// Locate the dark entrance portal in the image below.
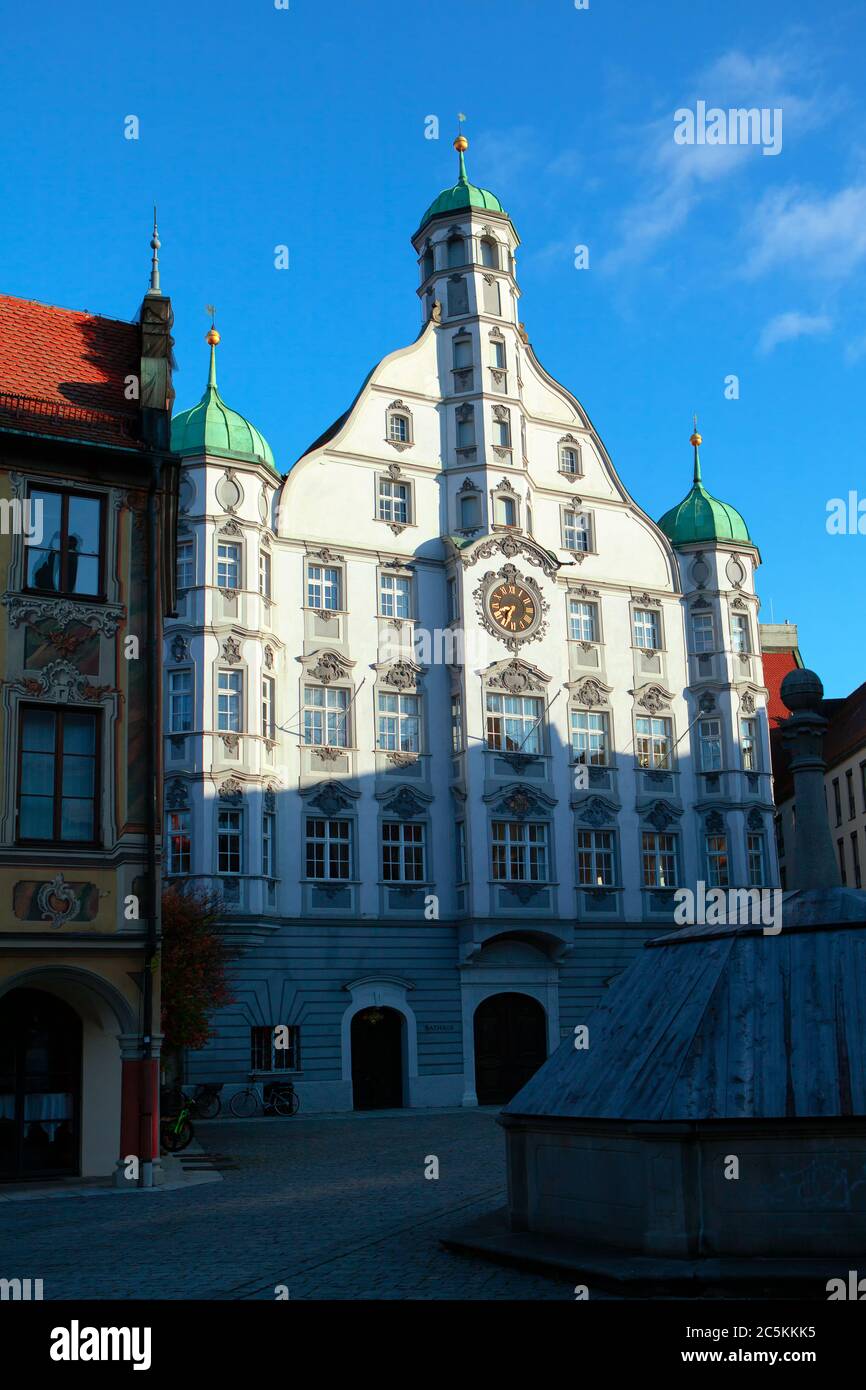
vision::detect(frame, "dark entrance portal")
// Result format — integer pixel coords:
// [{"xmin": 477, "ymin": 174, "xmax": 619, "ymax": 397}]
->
[
  {"xmin": 474, "ymin": 992, "xmax": 547, "ymax": 1105},
  {"xmin": 351, "ymin": 1006, "xmax": 404, "ymax": 1110},
  {"xmin": 0, "ymin": 988, "xmax": 81, "ymax": 1180}
]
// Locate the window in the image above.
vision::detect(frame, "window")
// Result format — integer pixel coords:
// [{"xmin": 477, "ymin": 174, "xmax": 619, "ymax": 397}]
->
[
  {"xmin": 568, "ymin": 599, "xmax": 599, "ymax": 643},
  {"xmin": 636, "ymin": 716, "xmax": 672, "ymax": 770},
  {"xmin": 262, "ymin": 811, "xmax": 276, "ymax": 878},
  {"xmin": 456, "ymin": 404, "xmax": 475, "ymax": 449},
  {"xmin": 455, "ymin": 820, "xmax": 467, "ymax": 882},
  {"xmin": 388, "ymin": 413, "xmax": 409, "ymax": 444},
  {"xmin": 25, "ymin": 487, "xmax": 103, "ymax": 598},
  {"xmin": 303, "ymin": 685, "xmax": 350, "ymax": 748},
  {"xmin": 847, "ymin": 769, "xmax": 856, "ymax": 820},
  {"xmin": 740, "ymin": 718, "xmax": 758, "ymax": 771},
  {"xmin": 306, "ymin": 817, "xmax": 352, "ymax": 880},
  {"xmin": 492, "ymin": 820, "xmax": 549, "ymax": 883},
  {"xmin": 563, "ymin": 509, "xmax": 592, "ymax": 552},
  {"xmin": 482, "ymin": 278, "xmax": 501, "ymax": 315},
  {"xmin": 493, "ymin": 412, "xmax": 511, "ymax": 448},
  {"xmin": 380, "ymin": 573, "xmax": 411, "ymax": 619},
  {"xmin": 577, "ymin": 829, "xmax": 615, "ymax": 887},
  {"xmin": 259, "ymin": 549, "xmax": 272, "ymax": 599},
  {"xmin": 217, "ymin": 670, "xmax": 243, "ymax": 732},
  {"xmin": 251, "ymin": 1025, "xmax": 300, "ymax": 1073},
  {"xmin": 307, "ymin": 563, "xmax": 341, "ymax": 611},
  {"xmin": 421, "ymin": 245, "xmax": 434, "ymax": 279},
  {"xmin": 168, "ymin": 669, "xmax": 193, "ymax": 733},
  {"xmin": 748, "ymin": 833, "xmax": 767, "ymax": 887},
  {"xmin": 571, "ymin": 709, "xmax": 610, "ymax": 766},
  {"xmin": 451, "ymin": 694, "xmax": 464, "ymax": 754},
  {"xmin": 861, "ymin": 762, "xmax": 866, "ymax": 815},
  {"xmin": 838, "ymin": 837, "xmax": 847, "ymax": 886},
  {"xmin": 18, "ymin": 707, "xmax": 98, "ymax": 843},
  {"xmin": 166, "ymin": 809, "xmax": 191, "ymax": 875},
  {"xmin": 691, "ymin": 612, "xmax": 714, "ymax": 653},
  {"xmin": 217, "ymin": 541, "xmax": 241, "ymax": 591},
  {"xmin": 559, "ymin": 443, "xmax": 582, "ymax": 476},
  {"xmin": 706, "ymin": 834, "xmax": 729, "ymax": 887},
  {"xmin": 377, "ymin": 692, "xmax": 420, "ymax": 753},
  {"xmin": 641, "ymin": 831, "xmax": 677, "ymax": 888},
  {"xmin": 491, "ymin": 338, "xmax": 506, "ymax": 369},
  {"xmin": 176, "ymin": 540, "xmax": 194, "ymax": 591},
  {"xmin": 261, "ymin": 676, "xmax": 275, "ymax": 740},
  {"xmin": 447, "ymin": 576, "xmax": 459, "ymax": 622},
  {"xmin": 480, "ymin": 238, "xmax": 499, "ymax": 268},
  {"xmin": 486, "ymin": 693, "xmax": 543, "ymax": 754},
  {"xmin": 698, "ymin": 718, "xmax": 723, "ymax": 772},
  {"xmin": 731, "ymin": 613, "xmax": 751, "ymax": 654},
  {"xmin": 447, "ymin": 235, "xmax": 464, "ymax": 267},
  {"xmin": 447, "ymin": 276, "xmax": 469, "ymax": 317},
  {"xmin": 633, "ymin": 608, "xmax": 660, "ymax": 650},
  {"xmin": 382, "ymin": 821, "xmax": 425, "ymax": 882},
  {"xmin": 852, "ymin": 832, "xmax": 862, "ymax": 889},
  {"xmin": 378, "ymin": 478, "xmax": 411, "ymax": 525},
  {"xmin": 217, "ymin": 808, "xmax": 242, "ymax": 874},
  {"xmin": 494, "ymin": 494, "xmax": 517, "ymax": 527},
  {"xmin": 460, "ymin": 492, "xmax": 481, "ymax": 529},
  {"xmin": 453, "ymin": 336, "xmax": 472, "ymax": 369},
  {"xmin": 833, "ymin": 777, "xmax": 842, "ymax": 827}
]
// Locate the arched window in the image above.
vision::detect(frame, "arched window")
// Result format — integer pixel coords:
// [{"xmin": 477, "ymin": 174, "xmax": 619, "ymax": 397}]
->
[
  {"xmin": 447, "ymin": 235, "xmax": 464, "ymax": 268},
  {"xmin": 480, "ymin": 238, "xmax": 499, "ymax": 269}
]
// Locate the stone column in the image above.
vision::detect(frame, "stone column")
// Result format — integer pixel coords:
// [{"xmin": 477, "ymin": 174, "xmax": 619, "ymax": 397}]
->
[{"xmin": 779, "ymin": 669, "xmax": 841, "ymax": 890}]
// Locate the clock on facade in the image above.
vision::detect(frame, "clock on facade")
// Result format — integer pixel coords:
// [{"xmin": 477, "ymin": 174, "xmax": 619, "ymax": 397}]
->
[{"xmin": 487, "ymin": 580, "xmax": 538, "ymax": 636}]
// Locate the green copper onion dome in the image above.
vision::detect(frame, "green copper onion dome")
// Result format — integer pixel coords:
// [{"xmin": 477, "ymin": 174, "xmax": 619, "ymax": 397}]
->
[
  {"xmin": 171, "ymin": 329, "xmax": 277, "ymax": 473},
  {"xmin": 418, "ymin": 134, "xmax": 507, "ymax": 230},
  {"xmin": 658, "ymin": 428, "xmax": 753, "ymax": 547}
]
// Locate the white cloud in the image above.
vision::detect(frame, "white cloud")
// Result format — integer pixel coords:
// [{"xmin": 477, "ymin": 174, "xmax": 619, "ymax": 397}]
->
[
  {"xmin": 743, "ymin": 185, "xmax": 866, "ymax": 280},
  {"xmin": 758, "ymin": 311, "xmax": 832, "ymax": 354}
]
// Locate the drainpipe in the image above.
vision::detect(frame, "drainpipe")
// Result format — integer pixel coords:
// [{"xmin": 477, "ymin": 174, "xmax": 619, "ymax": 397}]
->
[{"xmin": 139, "ymin": 454, "xmax": 161, "ymax": 1187}]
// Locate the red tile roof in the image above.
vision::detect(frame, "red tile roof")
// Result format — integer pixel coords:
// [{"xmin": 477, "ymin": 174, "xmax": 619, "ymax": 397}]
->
[
  {"xmin": 763, "ymin": 649, "xmax": 802, "ymax": 727},
  {"xmin": 0, "ymin": 294, "xmax": 143, "ymax": 447}
]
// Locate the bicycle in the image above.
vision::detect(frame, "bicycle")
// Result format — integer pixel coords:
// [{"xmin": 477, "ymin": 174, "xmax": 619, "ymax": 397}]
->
[
  {"xmin": 160, "ymin": 1100, "xmax": 194, "ymax": 1153},
  {"xmin": 229, "ymin": 1075, "xmax": 300, "ymax": 1118},
  {"xmin": 160, "ymin": 1082, "xmax": 224, "ymax": 1121}
]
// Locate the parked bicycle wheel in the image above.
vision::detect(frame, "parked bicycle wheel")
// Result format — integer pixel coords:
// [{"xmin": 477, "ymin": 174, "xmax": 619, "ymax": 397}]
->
[
  {"xmin": 272, "ymin": 1087, "xmax": 300, "ymax": 1117},
  {"xmin": 161, "ymin": 1117, "xmax": 193, "ymax": 1152},
  {"xmin": 229, "ymin": 1088, "xmax": 258, "ymax": 1119},
  {"xmin": 195, "ymin": 1087, "xmax": 222, "ymax": 1120}
]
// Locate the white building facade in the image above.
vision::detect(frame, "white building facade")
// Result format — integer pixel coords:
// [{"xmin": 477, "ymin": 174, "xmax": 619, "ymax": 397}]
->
[{"xmin": 164, "ymin": 140, "xmax": 778, "ymax": 1111}]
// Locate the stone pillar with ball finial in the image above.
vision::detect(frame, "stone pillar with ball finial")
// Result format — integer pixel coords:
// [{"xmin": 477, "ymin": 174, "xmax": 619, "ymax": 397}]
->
[{"xmin": 779, "ymin": 667, "xmax": 841, "ymax": 890}]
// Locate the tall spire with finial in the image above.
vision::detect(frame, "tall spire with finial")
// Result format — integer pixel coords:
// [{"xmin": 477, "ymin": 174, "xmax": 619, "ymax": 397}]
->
[
  {"xmin": 149, "ymin": 207, "xmax": 162, "ymax": 295},
  {"xmin": 455, "ymin": 113, "xmax": 469, "ymax": 184},
  {"xmin": 205, "ymin": 306, "xmax": 220, "ymax": 389},
  {"xmin": 690, "ymin": 415, "xmax": 703, "ymax": 487}
]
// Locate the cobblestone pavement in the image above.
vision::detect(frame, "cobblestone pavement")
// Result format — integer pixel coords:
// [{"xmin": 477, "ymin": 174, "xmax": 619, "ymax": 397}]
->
[{"xmin": 1, "ymin": 1109, "xmax": 573, "ymax": 1300}]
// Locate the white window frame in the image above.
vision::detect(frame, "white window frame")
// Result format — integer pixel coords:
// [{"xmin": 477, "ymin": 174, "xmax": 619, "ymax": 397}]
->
[
  {"xmin": 259, "ymin": 548, "xmax": 272, "ymax": 600},
  {"xmin": 633, "ymin": 607, "xmax": 661, "ymax": 651},
  {"xmin": 706, "ymin": 833, "xmax": 730, "ymax": 887},
  {"xmin": 636, "ymin": 715, "xmax": 673, "ymax": 770},
  {"xmin": 740, "ymin": 717, "xmax": 759, "ymax": 771},
  {"xmin": 563, "ymin": 508, "xmax": 592, "ymax": 553},
  {"xmin": 568, "ymin": 598, "xmax": 598, "ymax": 642},
  {"xmin": 486, "ymin": 692, "xmax": 543, "ymax": 754},
  {"xmin": 378, "ymin": 477, "xmax": 412, "ymax": 525},
  {"xmin": 377, "ymin": 691, "xmax": 421, "ymax": 753},
  {"xmin": 381, "ymin": 821, "xmax": 426, "ymax": 883},
  {"xmin": 641, "ymin": 831, "xmax": 678, "ymax": 888},
  {"xmin": 305, "ymin": 816, "xmax": 352, "ymax": 881},
  {"xmin": 492, "ymin": 820, "xmax": 549, "ymax": 883},
  {"xmin": 176, "ymin": 539, "xmax": 195, "ymax": 590},
  {"xmin": 571, "ymin": 709, "xmax": 610, "ymax": 766},
  {"xmin": 262, "ymin": 810, "xmax": 276, "ymax": 878},
  {"xmin": 577, "ymin": 828, "xmax": 615, "ymax": 887},
  {"xmin": 262, "ymin": 675, "xmax": 275, "ymax": 741},
  {"xmin": 698, "ymin": 717, "xmax": 723, "ymax": 772},
  {"xmin": 303, "ymin": 684, "xmax": 350, "ymax": 748},
  {"xmin": 217, "ymin": 807, "xmax": 243, "ymax": 875},
  {"xmin": 306, "ymin": 563, "xmax": 342, "ymax": 611},
  {"xmin": 691, "ymin": 611, "xmax": 714, "ymax": 653},
  {"xmin": 216, "ymin": 540, "xmax": 241, "ymax": 591},
  {"xmin": 379, "ymin": 572, "xmax": 411, "ymax": 619},
  {"xmin": 217, "ymin": 669, "xmax": 243, "ymax": 733},
  {"xmin": 166, "ymin": 809, "xmax": 191, "ymax": 875},
  {"xmin": 168, "ymin": 668, "xmax": 193, "ymax": 733}
]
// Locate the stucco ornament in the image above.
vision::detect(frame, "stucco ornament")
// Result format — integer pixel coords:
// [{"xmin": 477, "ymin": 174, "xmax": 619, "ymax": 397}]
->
[{"xmin": 37, "ymin": 874, "xmax": 79, "ymax": 929}]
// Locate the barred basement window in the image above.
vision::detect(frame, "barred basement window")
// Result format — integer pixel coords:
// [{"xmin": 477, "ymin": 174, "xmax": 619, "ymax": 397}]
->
[{"xmin": 250, "ymin": 1025, "xmax": 300, "ymax": 1072}]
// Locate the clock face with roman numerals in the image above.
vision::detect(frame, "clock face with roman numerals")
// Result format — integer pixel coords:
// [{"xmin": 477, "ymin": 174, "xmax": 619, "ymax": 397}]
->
[{"xmin": 487, "ymin": 581, "xmax": 537, "ymax": 636}]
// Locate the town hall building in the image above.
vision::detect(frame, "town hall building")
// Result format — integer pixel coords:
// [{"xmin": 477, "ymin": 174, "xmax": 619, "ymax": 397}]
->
[{"xmin": 165, "ymin": 137, "xmax": 778, "ymax": 1111}]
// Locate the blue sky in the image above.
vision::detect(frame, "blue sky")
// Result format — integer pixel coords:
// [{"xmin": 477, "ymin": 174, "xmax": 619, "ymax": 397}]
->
[{"xmin": 1, "ymin": 0, "xmax": 864, "ymax": 694}]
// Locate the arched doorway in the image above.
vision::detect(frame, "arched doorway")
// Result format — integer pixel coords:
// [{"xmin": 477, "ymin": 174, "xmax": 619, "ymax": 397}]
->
[
  {"xmin": 0, "ymin": 988, "xmax": 82, "ymax": 1179},
  {"xmin": 473, "ymin": 992, "xmax": 547, "ymax": 1105},
  {"xmin": 351, "ymin": 1007, "xmax": 404, "ymax": 1111}
]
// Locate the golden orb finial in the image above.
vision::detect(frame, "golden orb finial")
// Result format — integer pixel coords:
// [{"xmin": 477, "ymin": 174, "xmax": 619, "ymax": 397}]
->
[
  {"xmin": 690, "ymin": 429, "xmax": 702, "ymax": 447},
  {"xmin": 454, "ymin": 134, "xmax": 468, "ymax": 153},
  {"xmin": 206, "ymin": 327, "xmax": 220, "ymax": 346}
]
